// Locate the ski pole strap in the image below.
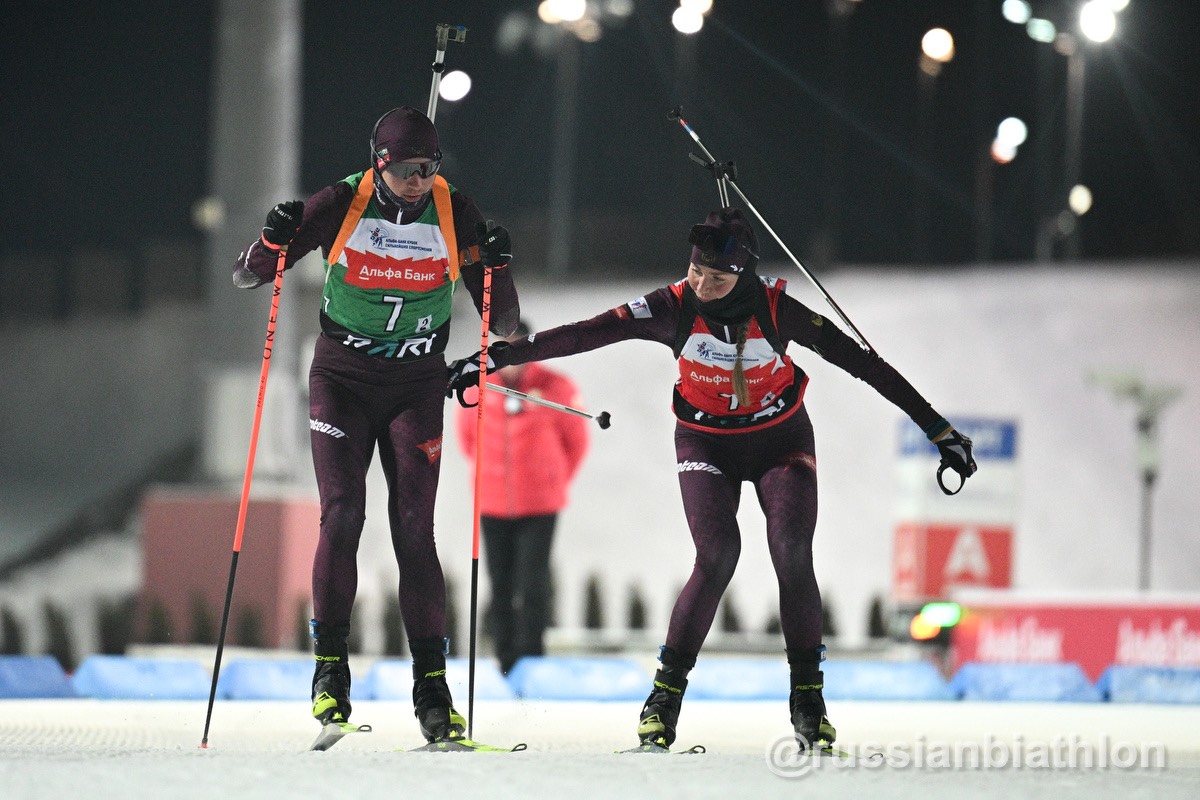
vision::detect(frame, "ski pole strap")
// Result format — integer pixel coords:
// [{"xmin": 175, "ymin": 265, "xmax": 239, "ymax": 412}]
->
[{"xmin": 937, "ymin": 461, "xmax": 965, "ymax": 496}]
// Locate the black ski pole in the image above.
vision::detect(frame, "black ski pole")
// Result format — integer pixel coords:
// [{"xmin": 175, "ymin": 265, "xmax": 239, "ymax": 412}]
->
[
  {"xmin": 669, "ymin": 107, "xmax": 877, "ymax": 354},
  {"xmin": 472, "ymin": 383, "xmax": 612, "ymax": 429},
  {"xmin": 426, "ymin": 23, "xmax": 467, "ymax": 121},
  {"xmin": 423, "ymin": 20, "xmax": 483, "ymax": 736}
]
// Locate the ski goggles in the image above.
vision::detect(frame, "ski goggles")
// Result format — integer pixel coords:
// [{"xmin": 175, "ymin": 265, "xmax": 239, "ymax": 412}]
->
[{"xmin": 383, "ymin": 159, "xmax": 442, "ymax": 180}]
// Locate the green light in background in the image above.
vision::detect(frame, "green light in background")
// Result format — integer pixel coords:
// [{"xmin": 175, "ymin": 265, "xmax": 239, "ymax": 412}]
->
[{"xmin": 919, "ymin": 602, "xmax": 963, "ymax": 628}]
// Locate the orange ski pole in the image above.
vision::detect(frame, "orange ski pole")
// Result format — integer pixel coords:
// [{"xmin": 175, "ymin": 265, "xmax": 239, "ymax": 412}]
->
[{"xmin": 200, "ymin": 245, "xmax": 288, "ymax": 747}]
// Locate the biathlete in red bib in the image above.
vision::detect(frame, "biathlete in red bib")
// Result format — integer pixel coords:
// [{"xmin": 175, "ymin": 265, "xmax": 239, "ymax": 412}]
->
[
  {"xmin": 234, "ymin": 106, "xmax": 520, "ymax": 744},
  {"xmin": 447, "ymin": 207, "xmax": 976, "ymax": 751}
]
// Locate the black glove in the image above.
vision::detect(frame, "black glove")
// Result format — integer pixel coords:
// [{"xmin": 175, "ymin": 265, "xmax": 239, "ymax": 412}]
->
[
  {"xmin": 476, "ymin": 220, "xmax": 512, "ymax": 268},
  {"xmin": 933, "ymin": 428, "xmax": 977, "ymax": 495},
  {"xmin": 262, "ymin": 200, "xmax": 304, "ymax": 248},
  {"xmin": 446, "ymin": 342, "xmax": 511, "ymax": 407}
]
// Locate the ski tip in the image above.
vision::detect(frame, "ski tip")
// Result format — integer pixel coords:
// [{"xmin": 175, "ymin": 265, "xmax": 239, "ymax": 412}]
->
[{"xmin": 309, "ymin": 721, "xmax": 371, "ymax": 751}]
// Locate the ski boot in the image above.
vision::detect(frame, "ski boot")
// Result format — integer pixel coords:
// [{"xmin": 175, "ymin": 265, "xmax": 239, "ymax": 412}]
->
[
  {"xmin": 310, "ymin": 620, "xmax": 353, "ymax": 725},
  {"xmin": 411, "ymin": 637, "xmax": 466, "ymax": 742},
  {"xmin": 788, "ymin": 645, "xmax": 836, "ymax": 751},
  {"xmin": 636, "ymin": 647, "xmax": 696, "ymax": 748}
]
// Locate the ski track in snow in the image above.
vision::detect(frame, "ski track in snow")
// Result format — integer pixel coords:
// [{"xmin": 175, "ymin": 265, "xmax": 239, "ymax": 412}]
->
[{"xmin": 1, "ymin": 700, "xmax": 1199, "ymax": 799}]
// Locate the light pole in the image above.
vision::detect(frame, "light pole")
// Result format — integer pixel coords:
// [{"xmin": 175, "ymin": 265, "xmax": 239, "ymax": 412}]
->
[
  {"xmin": 1021, "ymin": 0, "xmax": 1125, "ymax": 261},
  {"xmin": 1088, "ymin": 370, "xmax": 1183, "ymax": 592},
  {"xmin": 535, "ymin": 0, "xmax": 630, "ymax": 277},
  {"xmin": 915, "ymin": 27, "xmax": 955, "ymax": 264},
  {"xmin": 545, "ymin": 29, "xmax": 580, "ymax": 279}
]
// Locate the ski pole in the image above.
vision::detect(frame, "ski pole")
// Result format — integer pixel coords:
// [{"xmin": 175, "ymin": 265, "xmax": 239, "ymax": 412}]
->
[
  {"xmin": 200, "ymin": 244, "xmax": 288, "ymax": 748},
  {"xmin": 668, "ymin": 107, "xmax": 877, "ymax": 354},
  {"xmin": 426, "ymin": 23, "xmax": 467, "ymax": 121},
  {"xmin": 421, "ymin": 19, "xmax": 481, "ymax": 738},
  {"xmin": 485, "ymin": 383, "xmax": 612, "ymax": 429},
  {"xmin": 465, "ymin": 223, "xmax": 497, "ymax": 740}
]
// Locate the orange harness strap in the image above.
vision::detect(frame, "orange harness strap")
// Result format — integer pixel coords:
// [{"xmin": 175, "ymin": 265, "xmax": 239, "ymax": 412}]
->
[{"xmin": 327, "ymin": 173, "xmax": 460, "ymax": 282}]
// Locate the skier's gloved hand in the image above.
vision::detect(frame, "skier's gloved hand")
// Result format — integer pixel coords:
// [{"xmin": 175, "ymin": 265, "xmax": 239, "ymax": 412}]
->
[
  {"xmin": 445, "ymin": 342, "xmax": 512, "ymax": 407},
  {"xmin": 446, "ymin": 351, "xmax": 486, "ymax": 407},
  {"xmin": 932, "ymin": 426, "xmax": 977, "ymax": 495},
  {"xmin": 476, "ymin": 221, "xmax": 512, "ymax": 268},
  {"xmin": 262, "ymin": 200, "xmax": 304, "ymax": 249}
]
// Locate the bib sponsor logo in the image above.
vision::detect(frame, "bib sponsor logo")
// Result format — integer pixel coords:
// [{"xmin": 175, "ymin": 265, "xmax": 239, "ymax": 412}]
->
[
  {"xmin": 343, "ymin": 248, "xmax": 447, "ymax": 290},
  {"xmin": 341, "ymin": 332, "xmax": 440, "ymax": 360}
]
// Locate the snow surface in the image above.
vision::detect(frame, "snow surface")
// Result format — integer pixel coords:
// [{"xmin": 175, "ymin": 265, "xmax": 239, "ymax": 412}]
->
[{"xmin": 1, "ymin": 698, "xmax": 1198, "ymax": 799}]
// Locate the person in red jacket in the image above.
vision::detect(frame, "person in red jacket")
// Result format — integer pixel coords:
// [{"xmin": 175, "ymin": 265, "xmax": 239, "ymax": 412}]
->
[{"xmin": 456, "ymin": 319, "xmax": 590, "ymax": 674}]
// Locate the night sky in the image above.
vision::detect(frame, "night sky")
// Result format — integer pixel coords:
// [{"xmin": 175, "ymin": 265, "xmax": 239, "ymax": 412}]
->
[{"xmin": 3, "ymin": 0, "xmax": 1198, "ymax": 272}]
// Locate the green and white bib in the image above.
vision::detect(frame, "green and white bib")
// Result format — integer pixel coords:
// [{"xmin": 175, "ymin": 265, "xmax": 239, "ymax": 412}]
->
[{"xmin": 322, "ymin": 172, "xmax": 458, "ymax": 346}]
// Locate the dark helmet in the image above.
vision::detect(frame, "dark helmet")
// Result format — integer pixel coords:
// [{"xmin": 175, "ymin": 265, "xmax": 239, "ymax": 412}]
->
[
  {"xmin": 688, "ymin": 207, "xmax": 759, "ymax": 274},
  {"xmin": 370, "ymin": 106, "xmax": 442, "ymax": 170}
]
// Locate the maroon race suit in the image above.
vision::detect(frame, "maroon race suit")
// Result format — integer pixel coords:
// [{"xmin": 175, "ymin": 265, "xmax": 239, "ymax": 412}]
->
[
  {"xmin": 234, "ymin": 179, "xmax": 519, "ymax": 640},
  {"xmin": 491, "ymin": 278, "xmax": 944, "ymax": 656}
]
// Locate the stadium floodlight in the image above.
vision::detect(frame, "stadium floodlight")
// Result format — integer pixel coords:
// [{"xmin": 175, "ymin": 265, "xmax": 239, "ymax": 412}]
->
[
  {"xmin": 1069, "ymin": 184, "xmax": 1093, "ymax": 215},
  {"xmin": 1002, "ymin": 0, "xmax": 1033, "ymax": 25},
  {"xmin": 1080, "ymin": 0, "xmax": 1117, "ymax": 42},
  {"xmin": 996, "ymin": 116, "xmax": 1028, "ymax": 149},
  {"xmin": 1026, "ymin": 18, "xmax": 1057, "ymax": 42},
  {"xmin": 438, "ymin": 70, "xmax": 472, "ymax": 102},
  {"xmin": 921, "ymin": 28, "xmax": 955, "ymax": 63},
  {"xmin": 672, "ymin": 6, "xmax": 704, "ymax": 34}
]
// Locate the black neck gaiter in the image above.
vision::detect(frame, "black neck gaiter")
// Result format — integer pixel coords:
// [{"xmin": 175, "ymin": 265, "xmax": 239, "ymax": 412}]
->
[{"xmin": 690, "ymin": 271, "xmax": 762, "ymax": 330}]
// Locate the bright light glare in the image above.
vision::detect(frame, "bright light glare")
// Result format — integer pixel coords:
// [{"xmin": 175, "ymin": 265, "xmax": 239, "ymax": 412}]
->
[
  {"xmin": 672, "ymin": 7, "xmax": 704, "ymax": 34},
  {"xmin": 537, "ymin": 1, "xmax": 560, "ymax": 24},
  {"xmin": 1069, "ymin": 184, "xmax": 1094, "ymax": 215},
  {"xmin": 680, "ymin": 0, "xmax": 714, "ymax": 13},
  {"xmin": 573, "ymin": 18, "xmax": 602, "ymax": 42},
  {"xmin": 1105, "ymin": 0, "xmax": 1130, "ymax": 11},
  {"xmin": 921, "ymin": 28, "xmax": 955, "ymax": 63},
  {"xmin": 605, "ymin": 0, "xmax": 635, "ymax": 17},
  {"xmin": 192, "ymin": 196, "xmax": 225, "ymax": 231},
  {"xmin": 1080, "ymin": 1, "xmax": 1117, "ymax": 42},
  {"xmin": 438, "ymin": 70, "xmax": 471, "ymax": 102},
  {"xmin": 1001, "ymin": 0, "xmax": 1032, "ymax": 24},
  {"xmin": 991, "ymin": 140, "xmax": 1017, "ymax": 164},
  {"xmin": 996, "ymin": 116, "xmax": 1028, "ymax": 148},
  {"xmin": 919, "ymin": 602, "xmax": 963, "ymax": 628},
  {"xmin": 1026, "ymin": 17, "xmax": 1057, "ymax": 43},
  {"xmin": 540, "ymin": 0, "xmax": 586, "ymax": 24},
  {"xmin": 910, "ymin": 615, "xmax": 941, "ymax": 641}
]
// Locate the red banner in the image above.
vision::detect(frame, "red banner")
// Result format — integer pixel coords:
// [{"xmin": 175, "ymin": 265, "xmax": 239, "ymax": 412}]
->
[
  {"xmin": 952, "ymin": 599, "xmax": 1200, "ymax": 681},
  {"xmin": 892, "ymin": 522, "xmax": 1013, "ymax": 601}
]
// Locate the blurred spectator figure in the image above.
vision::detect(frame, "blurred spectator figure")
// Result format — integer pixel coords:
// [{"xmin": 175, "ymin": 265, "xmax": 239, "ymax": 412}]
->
[{"xmin": 456, "ymin": 319, "xmax": 590, "ymax": 674}]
